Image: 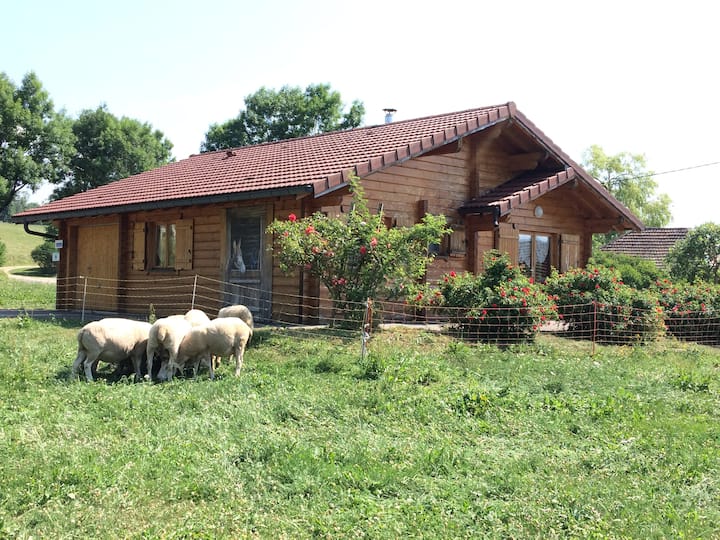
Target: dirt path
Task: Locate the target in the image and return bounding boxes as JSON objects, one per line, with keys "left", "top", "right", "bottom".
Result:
{"left": 1, "top": 266, "right": 57, "bottom": 285}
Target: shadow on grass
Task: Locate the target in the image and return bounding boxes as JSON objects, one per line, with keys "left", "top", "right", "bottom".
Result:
{"left": 10, "top": 266, "right": 57, "bottom": 278}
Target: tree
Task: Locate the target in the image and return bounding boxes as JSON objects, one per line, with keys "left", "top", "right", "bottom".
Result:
{"left": 0, "top": 192, "right": 37, "bottom": 222}
{"left": 201, "top": 83, "right": 364, "bottom": 151}
{"left": 582, "top": 145, "right": 672, "bottom": 246}
{"left": 666, "top": 222, "right": 720, "bottom": 284}
{"left": 0, "top": 72, "right": 74, "bottom": 216}
{"left": 266, "top": 177, "right": 450, "bottom": 325}
{"left": 52, "top": 105, "right": 173, "bottom": 199}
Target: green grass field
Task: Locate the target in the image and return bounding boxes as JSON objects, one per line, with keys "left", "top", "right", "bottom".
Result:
{"left": 0, "top": 272, "right": 56, "bottom": 309}
{"left": 0, "top": 221, "right": 45, "bottom": 266}
{"left": 0, "top": 314, "right": 718, "bottom": 538}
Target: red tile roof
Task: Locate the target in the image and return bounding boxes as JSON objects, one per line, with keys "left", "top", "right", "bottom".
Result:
{"left": 13, "top": 104, "right": 513, "bottom": 221}
{"left": 600, "top": 228, "right": 689, "bottom": 268}
{"left": 11, "top": 101, "right": 641, "bottom": 231}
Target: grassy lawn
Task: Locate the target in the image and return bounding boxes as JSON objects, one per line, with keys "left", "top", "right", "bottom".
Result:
{"left": 0, "top": 272, "right": 56, "bottom": 309}
{"left": 0, "top": 222, "right": 45, "bottom": 267}
{"left": 0, "top": 316, "right": 718, "bottom": 538}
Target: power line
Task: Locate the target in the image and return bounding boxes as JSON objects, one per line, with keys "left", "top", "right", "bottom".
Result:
{"left": 608, "top": 160, "right": 720, "bottom": 182}
{"left": 651, "top": 160, "right": 720, "bottom": 178}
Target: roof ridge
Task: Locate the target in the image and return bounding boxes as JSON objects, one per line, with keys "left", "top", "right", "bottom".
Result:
{"left": 192, "top": 102, "right": 518, "bottom": 157}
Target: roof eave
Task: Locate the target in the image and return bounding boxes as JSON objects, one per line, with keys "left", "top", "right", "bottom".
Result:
{"left": 10, "top": 185, "right": 314, "bottom": 224}
{"left": 511, "top": 111, "right": 644, "bottom": 231}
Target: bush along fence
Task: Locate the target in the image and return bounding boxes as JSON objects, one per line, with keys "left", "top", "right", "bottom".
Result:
{"left": 5, "top": 251, "right": 720, "bottom": 349}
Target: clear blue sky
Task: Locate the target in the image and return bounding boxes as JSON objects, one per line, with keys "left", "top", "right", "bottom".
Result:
{"left": 3, "top": 0, "right": 718, "bottom": 227}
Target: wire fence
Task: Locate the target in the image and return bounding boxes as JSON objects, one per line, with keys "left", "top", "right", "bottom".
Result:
{"left": 5, "top": 273, "right": 720, "bottom": 352}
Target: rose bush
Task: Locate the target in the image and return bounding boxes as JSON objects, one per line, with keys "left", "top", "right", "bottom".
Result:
{"left": 544, "top": 265, "right": 665, "bottom": 344}
{"left": 653, "top": 278, "right": 720, "bottom": 344}
{"left": 410, "top": 250, "right": 557, "bottom": 344}
{"left": 266, "top": 177, "right": 451, "bottom": 325}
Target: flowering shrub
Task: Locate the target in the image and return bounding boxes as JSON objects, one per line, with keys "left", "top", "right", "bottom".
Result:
{"left": 266, "top": 177, "right": 450, "bottom": 325}
{"left": 544, "top": 265, "right": 665, "bottom": 343}
{"left": 653, "top": 279, "right": 720, "bottom": 344}
{"left": 410, "top": 251, "right": 556, "bottom": 344}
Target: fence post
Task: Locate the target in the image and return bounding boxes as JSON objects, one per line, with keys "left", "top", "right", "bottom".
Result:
{"left": 191, "top": 274, "right": 198, "bottom": 309}
{"left": 81, "top": 276, "right": 88, "bottom": 323}
{"left": 361, "top": 298, "right": 373, "bottom": 360}
{"left": 592, "top": 301, "right": 597, "bottom": 355}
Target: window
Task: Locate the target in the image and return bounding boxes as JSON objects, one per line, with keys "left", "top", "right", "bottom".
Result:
{"left": 519, "top": 233, "right": 551, "bottom": 281}
{"left": 132, "top": 219, "right": 193, "bottom": 272}
{"left": 154, "top": 223, "right": 176, "bottom": 268}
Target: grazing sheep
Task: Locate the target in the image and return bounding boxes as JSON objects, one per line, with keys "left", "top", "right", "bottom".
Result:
{"left": 146, "top": 309, "right": 212, "bottom": 381}
{"left": 217, "top": 304, "right": 254, "bottom": 329}
{"left": 164, "top": 317, "right": 253, "bottom": 381}
{"left": 71, "top": 318, "right": 152, "bottom": 382}
{"left": 215, "top": 304, "right": 254, "bottom": 368}
{"left": 146, "top": 315, "right": 191, "bottom": 381}
{"left": 184, "top": 308, "right": 211, "bottom": 327}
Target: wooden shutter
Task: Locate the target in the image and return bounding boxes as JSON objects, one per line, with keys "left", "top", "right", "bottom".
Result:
{"left": 496, "top": 223, "right": 519, "bottom": 266}
{"left": 132, "top": 222, "right": 146, "bottom": 271}
{"left": 175, "top": 219, "right": 194, "bottom": 270}
{"left": 560, "top": 234, "right": 580, "bottom": 272}
{"left": 473, "top": 230, "right": 494, "bottom": 273}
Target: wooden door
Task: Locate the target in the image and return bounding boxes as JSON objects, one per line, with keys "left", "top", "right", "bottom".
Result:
{"left": 224, "top": 208, "right": 271, "bottom": 321}
{"left": 76, "top": 223, "right": 119, "bottom": 311}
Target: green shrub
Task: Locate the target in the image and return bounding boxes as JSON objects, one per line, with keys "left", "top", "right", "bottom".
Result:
{"left": 411, "top": 250, "right": 556, "bottom": 344}
{"left": 31, "top": 241, "right": 56, "bottom": 272}
{"left": 590, "top": 251, "right": 667, "bottom": 289}
{"left": 545, "top": 265, "right": 664, "bottom": 344}
{"left": 0, "top": 240, "right": 6, "bottom": 266}
{"left": 654, "top": 279, "right": 720, "bottom": 344}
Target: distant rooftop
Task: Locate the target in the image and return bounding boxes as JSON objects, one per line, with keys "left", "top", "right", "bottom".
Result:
{"left": 600, "top": 227, "right": 690, "bottom": 268}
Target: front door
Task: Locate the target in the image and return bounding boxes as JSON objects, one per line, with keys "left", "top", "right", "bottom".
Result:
{"left": 75, "top": 223, "right": 119, "bottom": 311}
{"left": 224, "top": 208, "right": 270, "bottom": 321}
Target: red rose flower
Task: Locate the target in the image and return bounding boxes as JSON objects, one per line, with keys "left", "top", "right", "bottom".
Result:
{"left": 288, "top": 213, "right": 297, "bottom": 222}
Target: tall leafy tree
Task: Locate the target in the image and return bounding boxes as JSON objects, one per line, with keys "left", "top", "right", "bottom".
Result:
{"left": 52, "top": 105, "right": 173, "bottom": 199}
{"left": 582, "top": 144, "right": 672, "bottom": 227}
{"left": 666, "top": 223, "right": 720, "bottom": 283}
{"left": 201, "top": 83, "right": 364, "bottom": 151}
{"left": 583, "top": 145, "right": 672, "bottom": 249}
{"left": 0, "top": 72, "right": 74, "bottom": 216}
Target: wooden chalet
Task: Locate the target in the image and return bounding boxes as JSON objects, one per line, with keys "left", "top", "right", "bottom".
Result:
{"left": 12, "top": 102, "right": 643, "bottom": 322}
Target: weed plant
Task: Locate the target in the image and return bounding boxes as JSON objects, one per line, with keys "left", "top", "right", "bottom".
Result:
{"left": 0, "top": 318, "right": 719, "bottom": 538}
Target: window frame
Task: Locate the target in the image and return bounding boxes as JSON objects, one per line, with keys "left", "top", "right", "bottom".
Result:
{"left": 518, "top": 232, "right": 553, "bottom": 282}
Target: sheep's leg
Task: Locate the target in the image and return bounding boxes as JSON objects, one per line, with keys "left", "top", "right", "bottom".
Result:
{"left": 131, "top": 354, "right": 143, "bottom": 382}
{"left": 206, "top": 354, "right": 215, "bottom": 380}
{"left": 234, "top": 345, "right": 245, "bottom": 376}
{"left": 71, "top": 349, "right": 87, "bottom": 380}
{"left": 146, "top": 344, "right": 157, "bottom": 381}
{"left": 83, "top": 351, "right": 100, "bottom": 382}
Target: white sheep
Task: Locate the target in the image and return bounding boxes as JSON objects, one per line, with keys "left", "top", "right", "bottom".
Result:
{"left": 217, "top": 304, "right": 254, "bottom": 328}
{"left": 163, "top": 317, "right": 253, "bottom": 381}
{"left": 71, "top": 318, "right": 152, "bottom": 382}
{"left": 184, "top": 308, "right": 211, "bottom": 327}
{"left": 215, "top": 304, "right": 254, "bottom": 368}
{"left": 146, "top": 309, "right": 212, "bottom": 380}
